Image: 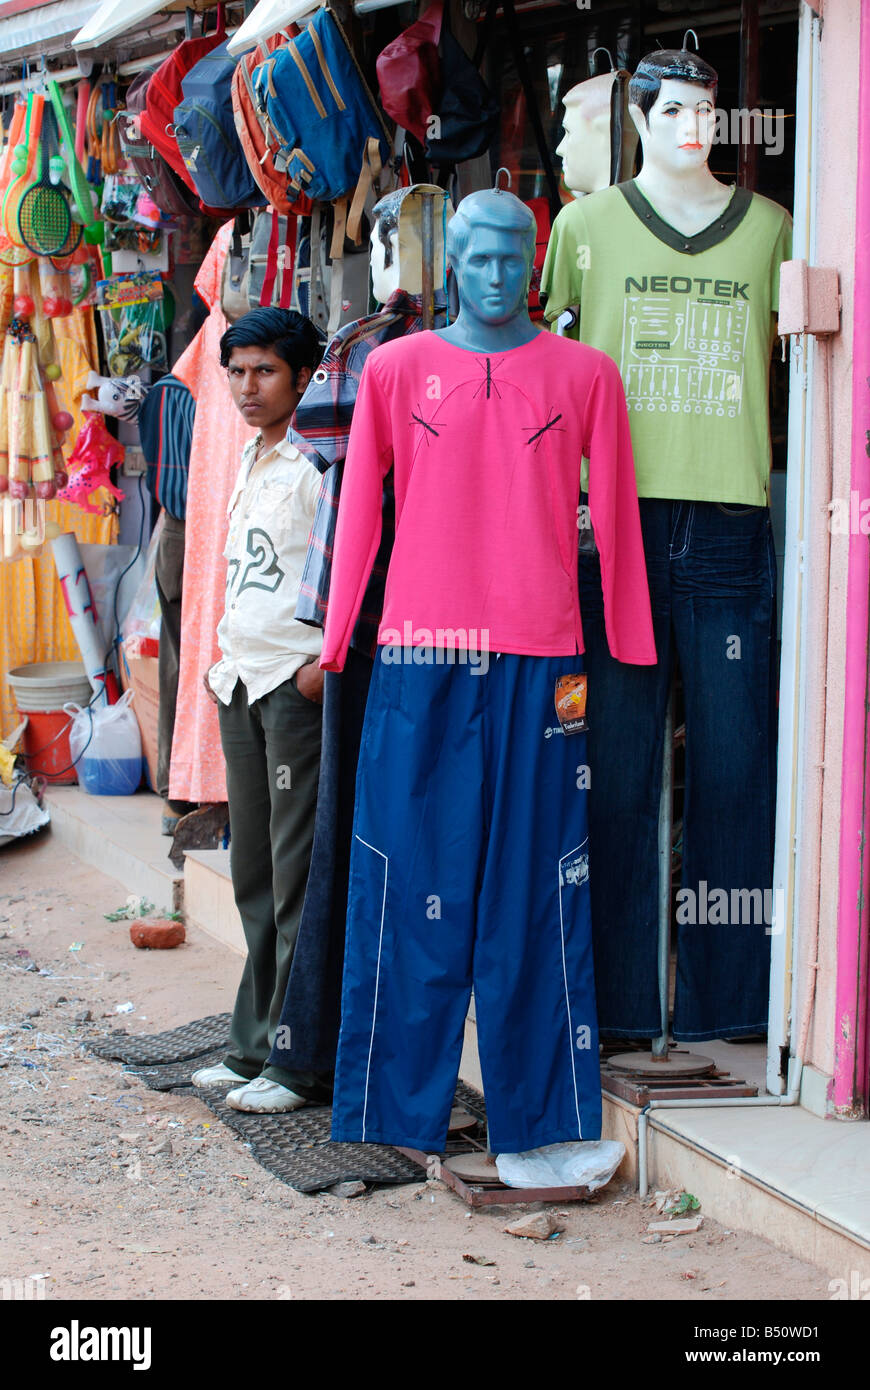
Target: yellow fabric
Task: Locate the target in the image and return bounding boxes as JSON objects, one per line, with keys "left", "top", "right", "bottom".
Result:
{"left": 0, "top": 306, "right": 117, "bottom": 739}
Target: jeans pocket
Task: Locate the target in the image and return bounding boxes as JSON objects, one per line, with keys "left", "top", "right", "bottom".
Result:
{"left": 714, "top": 502, "right": 763, "bottom": 517}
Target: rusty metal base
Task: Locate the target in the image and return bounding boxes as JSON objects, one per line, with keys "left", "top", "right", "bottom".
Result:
{"left": 396, "top": 1146, "right": 594, "bottom": 1208}
{"left": 607, "top": 1050, "right": 716, "bottom": 1078}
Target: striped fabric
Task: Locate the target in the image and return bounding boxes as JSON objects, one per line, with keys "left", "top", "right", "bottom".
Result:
{"left": 290, "top": 288, "right": 446, "bottom": 656}
{"left": 139, "top": 375, "right": 196, "bottom": 522}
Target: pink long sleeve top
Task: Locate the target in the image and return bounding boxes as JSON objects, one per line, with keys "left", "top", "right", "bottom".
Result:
{"left": 320, "top": 331, "right": 656, "bottom": 670}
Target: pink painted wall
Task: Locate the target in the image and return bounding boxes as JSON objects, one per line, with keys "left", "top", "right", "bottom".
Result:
{"left": 831, "top": 0, "right": 870, "bottom": 1112}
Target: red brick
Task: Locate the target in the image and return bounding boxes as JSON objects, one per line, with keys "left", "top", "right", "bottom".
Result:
{"left": 129, "top": 918, "right": 186, "bottom": 950}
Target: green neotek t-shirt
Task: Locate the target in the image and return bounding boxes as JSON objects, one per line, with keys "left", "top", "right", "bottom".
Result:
{"left": 540, "top": 182, "right": 793, "bottom": 505}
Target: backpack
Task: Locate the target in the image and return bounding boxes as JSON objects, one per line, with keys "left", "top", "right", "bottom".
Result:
{"left": 173, "top": 38, "right": 266, "bottom": 212}
{"left": 252, "top": 9, "right": 391, "bottom": 236}
{"left": 231, "top": 30, "right": 313, "bottom": 218}
{"left": 220, "top": 209, "right": 297, "bottom": 321}
{"left": 120, "top": 69, "right": 200, "bottom": 218}
{"left": 139, "top": 7, "right": 227, "bottom": 202}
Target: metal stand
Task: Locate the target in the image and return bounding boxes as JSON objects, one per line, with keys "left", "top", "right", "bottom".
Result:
{"left": 420, "top": 190, "right": 435, "bottom": 331}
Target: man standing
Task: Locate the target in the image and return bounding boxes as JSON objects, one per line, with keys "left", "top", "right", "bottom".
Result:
{"left": 191, "top": 307, "right": 331, "bottom": 1113}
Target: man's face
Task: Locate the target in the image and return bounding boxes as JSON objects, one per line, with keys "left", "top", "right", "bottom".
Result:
{"left": 226, "top": 344, "right": 308, "bottom": 431}
{"left": 453, "top": 225, "right": 530, "bottom": 325}
{"left": 638, "top": 78, "right": 716, "bottom": 171}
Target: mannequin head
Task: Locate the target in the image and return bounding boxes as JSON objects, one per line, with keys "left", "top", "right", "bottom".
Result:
{"left": 446, "top": 189, "right": 536, "bottom": 330}
{"left": 557, "top": 72, "right": 637, "bottom": 195}
{"left": 629, "top": 50, "right": 719, "bottom": 179}
{"left": 370, "top": 184, "right": 452, "bottom": 304}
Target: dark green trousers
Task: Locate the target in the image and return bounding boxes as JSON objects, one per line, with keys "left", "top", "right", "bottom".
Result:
{"left": 218, "top": 673, "right": 330, "bottom": 1098}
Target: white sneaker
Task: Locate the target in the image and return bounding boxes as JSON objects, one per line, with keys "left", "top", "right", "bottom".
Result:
{"left": 191, "top": 1062, "right": 248, "bottom": 1086}
{"left": 225, "top": 1076, "right": 308, "bottom": 1113}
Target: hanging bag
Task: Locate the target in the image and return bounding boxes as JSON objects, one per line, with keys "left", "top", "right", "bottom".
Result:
{"left": 120, "top": 68, "right": 201, "bottom": 217}
{"left": 376, "top": 0, "right": 443, "bottom": 145}
{"left": 139, "top": 5, "right": 228, "bottom": 203}
{"left": 173, "top": 38, "right": 267, "bottom": 212}
{"left": 232, "top": 29, "right": 313, "bottom": 217}
{"left": 423, "top": 1, "right": 499, "bottom": 165}
{"left": 251, "top": 7, "right": 391, "bottom": 232}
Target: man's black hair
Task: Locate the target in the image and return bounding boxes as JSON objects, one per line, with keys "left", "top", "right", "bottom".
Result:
{"left": 219, "top": 307, "right": 324, "bottom": 374}
{"left": 629, "top": 49, "right": 718, "bottom": 123}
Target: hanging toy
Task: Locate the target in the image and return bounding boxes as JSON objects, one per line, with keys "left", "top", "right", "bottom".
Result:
{"left": 79, "top": 371, "right": 145, "bottom": 420}
{"left": 56, "top": 411, "right": 125, "bottom": 513}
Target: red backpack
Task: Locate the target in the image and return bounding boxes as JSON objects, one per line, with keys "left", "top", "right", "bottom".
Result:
{"left": 139, "top": 6, "right": 227, "bottom": 206}
{"left": 231, "top": 30, "right": 312, "bottom": 219}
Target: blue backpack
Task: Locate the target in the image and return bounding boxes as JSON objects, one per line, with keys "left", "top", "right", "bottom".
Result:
{"left": 173, "top": 38, "right": 267, "bottom": 212}
{"left": 252, "top": 9, "right": 391, "bottom": 228}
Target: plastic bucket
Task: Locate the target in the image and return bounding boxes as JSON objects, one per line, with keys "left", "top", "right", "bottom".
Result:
{"left": 7, "top": 662, "right": 93, "bottom": 786}
{"left": 8, "top": 661, "right": 93, "bottom": 710}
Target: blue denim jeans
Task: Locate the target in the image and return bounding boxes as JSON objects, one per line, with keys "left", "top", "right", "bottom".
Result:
{"left": 577, "top": 498, "right": 777, "bottom": 1041}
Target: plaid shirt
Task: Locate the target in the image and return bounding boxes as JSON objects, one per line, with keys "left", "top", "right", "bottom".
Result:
{"left": 290, "top": 288, "right": 447, "bottom": 656}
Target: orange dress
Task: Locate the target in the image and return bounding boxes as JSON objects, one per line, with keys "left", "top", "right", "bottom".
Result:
{"left": 168, "top": 223, "right": 255, "bottom": 802}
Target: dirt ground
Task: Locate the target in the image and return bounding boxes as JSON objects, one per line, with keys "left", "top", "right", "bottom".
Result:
{"left": 0, "top": 830, "right": 832, "bottom": 1303}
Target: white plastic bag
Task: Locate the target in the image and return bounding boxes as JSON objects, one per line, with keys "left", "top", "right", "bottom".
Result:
{"left": 0, "top": 774, "right": 50, "bottom": 847}
{"left": 496, "top": 1139, "right": 626, "bottom": 1191}
{"left": 65, "top": 691, "right": 143, "bottom": 796}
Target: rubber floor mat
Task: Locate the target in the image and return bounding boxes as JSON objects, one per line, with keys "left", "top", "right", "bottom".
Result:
{"left": 85, "top": 1013, "right": 231, "bottom": 1065}
{"left": 125, "top": 1049, "right": 227, "bottom": 1091}
{"left": 192, "top": 1089, "right": 422, "bottom": 1193}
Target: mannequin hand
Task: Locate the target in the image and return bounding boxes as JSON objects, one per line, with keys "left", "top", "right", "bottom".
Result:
{"left": 202, "top": 669, "right": 219, "bottom": 705}
{"left": 295, "top": 660, "right": 324, "bottom": 704}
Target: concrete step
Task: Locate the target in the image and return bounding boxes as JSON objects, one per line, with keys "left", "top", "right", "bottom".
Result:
{"left": 46, "top": 786, "right": 182, "bottom": 914}
{"left": 184, "top": 848, "right": 244, "bottom": 956}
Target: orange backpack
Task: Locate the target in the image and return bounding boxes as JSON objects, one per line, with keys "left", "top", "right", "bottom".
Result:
{"left": 231, "top": 30, "right": 312, "bottom": 218}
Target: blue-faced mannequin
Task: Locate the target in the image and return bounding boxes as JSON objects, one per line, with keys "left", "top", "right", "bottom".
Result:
{"left": 434, "top": 189, "right": 539, "bottom": 352}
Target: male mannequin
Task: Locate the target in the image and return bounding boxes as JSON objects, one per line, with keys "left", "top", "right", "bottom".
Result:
{"left": 259, "top": 186, "right": 452, "bottom": 1105}
{"left": 557, "top": 71, "right": 638, "bottom": 197}
{"left": 321, "top": 188, "right": 655, "bottom": 1154}
{"left": 540, "top": 50, "right": 793, "bottom": 1043}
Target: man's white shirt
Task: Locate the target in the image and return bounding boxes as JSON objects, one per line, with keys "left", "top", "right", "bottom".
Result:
{"left": 209, "top": 433, "right": 323, "bottom": 706}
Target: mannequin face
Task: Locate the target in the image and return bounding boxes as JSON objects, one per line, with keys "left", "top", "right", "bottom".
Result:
{"left": 556, "top": 77, "right": 615, "bottom": 195}
{"left": 451, "top": 224, "right": 530, "bottom": 326}
{"left": 370, "top": 223, "right": 400, "bottom": 305}
{"left": 631, "top": 78, "right": 716, "bottom": 175}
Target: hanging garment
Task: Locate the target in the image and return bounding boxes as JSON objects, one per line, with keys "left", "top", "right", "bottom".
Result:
{"left": 0, "top": 317, "right": 116, "bottom": 741}
{"left": 578, "top": 498, "right": 777, "bottom": 1041}
{"left": 138, "top": 374, "right": 195, "bottom": 522}
{"left": 331, "top": 650, "right": 600, "bottom": 1153}
{"left": 170, "top": 223, "right": 255, "bottom": 803}
{"left": 292, "top": 288, "right": 446, "bottom": 655}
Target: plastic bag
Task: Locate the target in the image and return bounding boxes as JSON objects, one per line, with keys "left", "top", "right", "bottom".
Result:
{"left": 121, "top": 515, "right": 163, "bottom": 648}
{"left": 495, "top": 1139, "right": 625, "bottom": 1190}
{"left": 0, "top": 773, "right": 50, "bottom": 847}
{"left": 79, "top": 542, "right": 148, "bottom": 652}
{"left": 65, "top": 690, "right": 142, "bottom": 796}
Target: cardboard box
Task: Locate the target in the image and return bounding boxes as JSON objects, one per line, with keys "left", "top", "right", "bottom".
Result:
{"left": 119, "top": 641, "right": 160, "bottom": 792}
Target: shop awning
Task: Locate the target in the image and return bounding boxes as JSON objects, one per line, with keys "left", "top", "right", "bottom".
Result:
{"left": 0, "top": 0, "right": 102, "bottom": 61}
{"left": 73, "top": 0, "right": 173, "bottom": 48}
{"left": 226, "top": 0, "right": 319, "bottom": 56}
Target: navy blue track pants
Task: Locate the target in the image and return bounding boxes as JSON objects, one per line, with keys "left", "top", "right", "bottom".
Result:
{"left": 331, "top": 649, "right": 602, "bottom": 1154}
